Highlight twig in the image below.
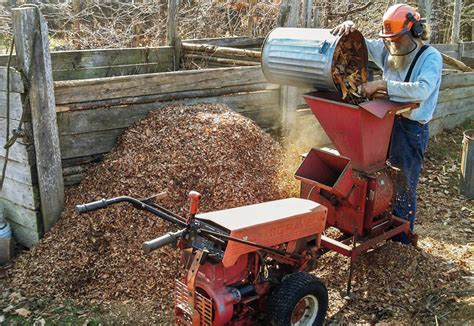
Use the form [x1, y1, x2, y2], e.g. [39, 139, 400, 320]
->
[327, 2, 373, 18]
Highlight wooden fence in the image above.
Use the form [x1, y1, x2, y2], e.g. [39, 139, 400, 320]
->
[0, 8, 473, 248]
[0, 47, 175, 81]
[0, 67, 42, 247]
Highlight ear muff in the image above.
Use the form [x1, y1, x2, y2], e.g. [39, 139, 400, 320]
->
[406, 12, 423, 38]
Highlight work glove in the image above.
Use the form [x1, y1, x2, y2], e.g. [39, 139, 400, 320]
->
[330, 20, 356, 36]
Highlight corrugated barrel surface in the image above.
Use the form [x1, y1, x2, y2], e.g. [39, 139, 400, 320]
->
[261, 28, 366, 91]
[262, 28, 339, 90]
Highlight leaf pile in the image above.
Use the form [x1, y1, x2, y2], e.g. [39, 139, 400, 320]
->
[9, 104, 293, 321]
[332, 33, 369, 105]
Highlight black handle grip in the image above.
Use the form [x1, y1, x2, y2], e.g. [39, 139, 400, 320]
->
[75, 199, 108, 214]
[143, 229, 185, 254]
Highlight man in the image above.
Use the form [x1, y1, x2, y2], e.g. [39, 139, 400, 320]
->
[331, 4, 443, 244]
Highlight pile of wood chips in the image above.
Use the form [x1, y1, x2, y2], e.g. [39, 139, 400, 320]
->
[10, 104, 293, 321]
[332, 33, 369, 105]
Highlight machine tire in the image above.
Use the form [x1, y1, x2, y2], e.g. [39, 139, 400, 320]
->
[266, 272, 328, 326]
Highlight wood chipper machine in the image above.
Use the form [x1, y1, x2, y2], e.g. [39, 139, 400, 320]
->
[75, 27, 421, 326]
[262, 28, 419, 293]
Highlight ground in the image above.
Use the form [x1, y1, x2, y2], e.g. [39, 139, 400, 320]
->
[0, 122, 473, 325]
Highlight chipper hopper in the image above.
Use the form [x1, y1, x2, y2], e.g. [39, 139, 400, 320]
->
[76, 193, 329, 325]
[296, 92, 418, 292]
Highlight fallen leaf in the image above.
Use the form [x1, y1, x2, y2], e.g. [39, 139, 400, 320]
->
[15, 308, 31, 317]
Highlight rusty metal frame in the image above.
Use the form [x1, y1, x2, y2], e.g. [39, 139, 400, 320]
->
[320, 216, 412, 293]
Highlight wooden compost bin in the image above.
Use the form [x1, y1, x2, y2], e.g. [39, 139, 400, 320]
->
[0, 7, 472, 248]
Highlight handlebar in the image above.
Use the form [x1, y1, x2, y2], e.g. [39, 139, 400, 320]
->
[75, 199, 109, 214]
[75, 196, 188, 228]
[143, 229, 186, 253]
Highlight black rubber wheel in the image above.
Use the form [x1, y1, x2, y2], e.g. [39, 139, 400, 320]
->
[266, 272, 328, 326]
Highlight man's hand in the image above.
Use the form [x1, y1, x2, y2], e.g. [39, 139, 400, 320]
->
[360, 80, 388, 98]
[330, 20, 356, 36]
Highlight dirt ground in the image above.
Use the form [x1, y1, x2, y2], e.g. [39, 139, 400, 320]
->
[0, 121, 473, 325]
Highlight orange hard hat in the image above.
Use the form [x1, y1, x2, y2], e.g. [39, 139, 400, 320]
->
[379, 4, 421, 39]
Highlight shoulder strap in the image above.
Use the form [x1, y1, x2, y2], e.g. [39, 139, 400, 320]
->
[404, 45, 430, 82]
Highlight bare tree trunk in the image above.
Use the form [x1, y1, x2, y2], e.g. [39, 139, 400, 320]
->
[312, 0, 321, 27]
[72, 0, 81, 49]
[451, 0, 462, 43]
[417, 0, 433, 42]
[303, 0, 312, 28]
[278, 0, 300, 27]
[430, 0, 441, 43]
[247, 0, 257, 36]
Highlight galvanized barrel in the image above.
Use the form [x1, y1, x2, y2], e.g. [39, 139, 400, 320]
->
[460, 129, 474, 199]
[261, 27, 367, 91]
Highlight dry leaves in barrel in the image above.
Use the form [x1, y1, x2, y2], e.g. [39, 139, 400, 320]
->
[332, 34, 369, 105]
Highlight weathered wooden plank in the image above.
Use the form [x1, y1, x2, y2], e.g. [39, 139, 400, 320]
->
[440, 72, 474, 89]
[0, 91, 24, 121]
[52, 47, 174, 71]
[0, 47, 175, 72]
[184, 54, 260, 66]
[56, 82, 278, 111]
[61, 154, 104, 168]
[0, 138, 32, 164]
[57, 108, 150, 136]
[182, 42, 261, 60]
[429, 109, 474, 136]
[8, 219, 40, 248]
[0, 67, 24, 93]
[64, 173, 84, 186]
[60, 128, 126, 159]
[461, 57, 474, 68]
[462, 42, 474, 55]
[0, 157, 34, 185]
[438, 86, 474, 102]
[54, 66, 268, 104]
[432, 43, 460, 53]
[0, 174, 38, 210]
[52, 62, 173, 81]
[1, 198, 40, 231]
[57, 89, 280, 137]
[434, 97, 474, 118]
[182, 37, 264, 48]
[13, 7, 64, 231]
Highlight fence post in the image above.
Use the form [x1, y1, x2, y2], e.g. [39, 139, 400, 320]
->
[12, 7, 64, 232]
[278, 0, 300, 136]
[167, 0, 181, 70]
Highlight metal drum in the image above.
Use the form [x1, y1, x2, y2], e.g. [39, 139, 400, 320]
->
[261, 28, 368, 91]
